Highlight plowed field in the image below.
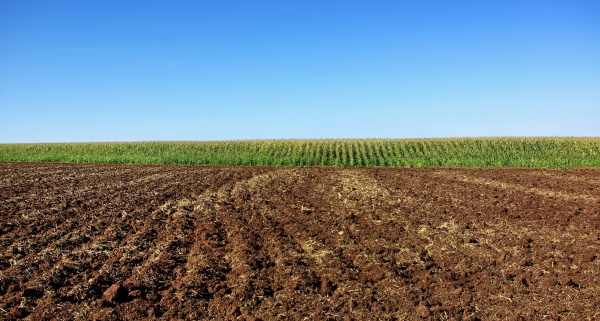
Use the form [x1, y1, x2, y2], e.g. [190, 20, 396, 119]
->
[1, 163, 599, 320]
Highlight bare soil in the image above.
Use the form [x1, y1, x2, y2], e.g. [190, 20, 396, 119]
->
[1, 163, 599, 320]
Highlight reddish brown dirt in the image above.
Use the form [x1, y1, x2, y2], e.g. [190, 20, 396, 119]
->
[1, 163, 599, 320]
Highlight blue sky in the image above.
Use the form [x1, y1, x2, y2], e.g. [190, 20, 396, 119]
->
[1, 0, 599, 143]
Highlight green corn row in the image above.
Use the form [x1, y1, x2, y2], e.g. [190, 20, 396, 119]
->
[1, 138, 599, 168]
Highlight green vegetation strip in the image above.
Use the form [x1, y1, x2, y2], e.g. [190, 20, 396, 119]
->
[1, 138, 599, 168]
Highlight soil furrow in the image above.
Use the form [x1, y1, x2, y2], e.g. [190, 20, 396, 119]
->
[432, 170, 599, 204]
[1, 164, 599, 320]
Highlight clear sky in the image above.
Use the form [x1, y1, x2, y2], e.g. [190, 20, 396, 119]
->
[1, 1, 599, 143]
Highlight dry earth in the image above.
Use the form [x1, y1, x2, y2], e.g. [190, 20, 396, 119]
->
[1, 163, 599, 320]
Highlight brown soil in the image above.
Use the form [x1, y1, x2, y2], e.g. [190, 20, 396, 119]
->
[1, 163, 599, 320]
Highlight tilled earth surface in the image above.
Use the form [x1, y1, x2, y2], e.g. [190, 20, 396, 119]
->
[1, 163, 599, 320]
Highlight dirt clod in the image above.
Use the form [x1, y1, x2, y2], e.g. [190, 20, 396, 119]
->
[103, 283, 125, 302]
[128, 289, 141, 298]
[416, 304, 430, 318]
[496, 252, 506, 264]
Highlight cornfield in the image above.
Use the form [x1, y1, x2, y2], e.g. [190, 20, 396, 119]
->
[1, 138, 599, 168]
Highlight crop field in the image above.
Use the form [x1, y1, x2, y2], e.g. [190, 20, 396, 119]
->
[1, 162, 599, 320]
[2, 138, 600, 168]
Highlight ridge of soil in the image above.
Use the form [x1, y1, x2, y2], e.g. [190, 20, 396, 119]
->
[1, 163, 599, 320]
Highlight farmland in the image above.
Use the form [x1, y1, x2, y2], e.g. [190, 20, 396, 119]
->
[1, 138, 600, 168]
[1, 162, 599, 320]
